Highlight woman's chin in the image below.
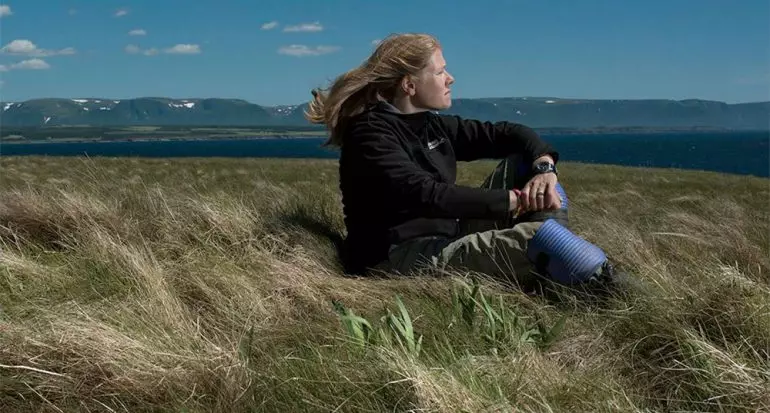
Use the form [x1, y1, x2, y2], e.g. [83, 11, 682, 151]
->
[425, 97, 452, 111]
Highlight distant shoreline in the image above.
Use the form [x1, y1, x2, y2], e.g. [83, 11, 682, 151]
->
[0, 135, 324, 145]
[2, 127, 766, 145]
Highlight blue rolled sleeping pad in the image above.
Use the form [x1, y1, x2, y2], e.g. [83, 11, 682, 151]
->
[526, 183, 608, 285]
[526, 219, 607, 285]
[554, 181, 568, 209]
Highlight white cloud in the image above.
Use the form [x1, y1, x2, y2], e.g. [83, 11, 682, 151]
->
[125, 44, 159, 56]
[278, 44, 340, 57]
[2, 58, 51, 70]
[2, 40, 37, 54]
[14, 58, 50, 70]
[283, 22, 323, 32]
[0, 39, 76, 57]
[164, 44, 201, 54]
[261, 21, 279, 30]
[126, 44, 201, 55]
[128, 29, 147, 36]
[115, 8, 128, 17]
[0, 5, 12, 17]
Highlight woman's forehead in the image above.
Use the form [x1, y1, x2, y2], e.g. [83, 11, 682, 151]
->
[426, 49, 446, 69]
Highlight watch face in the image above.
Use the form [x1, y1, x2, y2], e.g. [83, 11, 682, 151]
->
[535, 162, 555, 174]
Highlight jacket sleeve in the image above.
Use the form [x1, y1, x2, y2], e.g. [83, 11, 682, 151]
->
[436, 114, 559, 163]
[349, 116, 512, 220]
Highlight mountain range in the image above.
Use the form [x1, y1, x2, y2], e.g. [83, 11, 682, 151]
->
[1, 96, 768, 130]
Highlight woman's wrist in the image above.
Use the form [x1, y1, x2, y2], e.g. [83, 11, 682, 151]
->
[509, 189, 521, 212]
[533, 154, 555, 166]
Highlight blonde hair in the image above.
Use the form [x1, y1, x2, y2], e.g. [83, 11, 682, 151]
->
[304, 33, 441, 147]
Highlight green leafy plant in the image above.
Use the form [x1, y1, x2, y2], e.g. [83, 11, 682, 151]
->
[332, 299, 375, 349]
[332, 295, 423, 357]
[451, 278, 567, 352]
[452, 277, 481, 328]
[381, 294, 423, 357]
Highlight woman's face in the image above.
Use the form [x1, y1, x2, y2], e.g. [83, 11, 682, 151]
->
[409, 48, 455, 111]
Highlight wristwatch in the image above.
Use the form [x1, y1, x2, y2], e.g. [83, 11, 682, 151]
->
[533, 161, 558, 176]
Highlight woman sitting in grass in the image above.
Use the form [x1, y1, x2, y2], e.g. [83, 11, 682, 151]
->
[306, 33, 621, 293]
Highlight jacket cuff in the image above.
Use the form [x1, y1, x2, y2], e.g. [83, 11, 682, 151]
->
[487, 188, 513, 217]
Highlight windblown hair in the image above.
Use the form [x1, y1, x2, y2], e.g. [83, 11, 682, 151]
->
[304, 33, 441, 147]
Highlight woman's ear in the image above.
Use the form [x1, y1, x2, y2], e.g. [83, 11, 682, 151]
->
[401, 75, 416, 96]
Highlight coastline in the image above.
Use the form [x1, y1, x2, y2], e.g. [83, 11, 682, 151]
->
[0, 134, 325, 145]
[2, 127, 765, 145]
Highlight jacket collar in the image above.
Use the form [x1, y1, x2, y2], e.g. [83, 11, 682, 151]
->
[370, 101, 437, 130]
[366, 101, 444, 144]
[379, 101, 404, 114]
[371, 100, 439, 116]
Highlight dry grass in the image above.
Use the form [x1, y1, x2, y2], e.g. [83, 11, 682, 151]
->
[1, 155, 768, 412]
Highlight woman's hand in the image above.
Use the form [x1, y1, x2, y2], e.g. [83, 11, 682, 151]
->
[520, 172, 561, 211]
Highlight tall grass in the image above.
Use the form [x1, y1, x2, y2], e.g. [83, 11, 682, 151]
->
[1, 155, 768, 412]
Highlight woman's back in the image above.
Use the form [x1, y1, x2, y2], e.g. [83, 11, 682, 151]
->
[337, 102, 463, 273]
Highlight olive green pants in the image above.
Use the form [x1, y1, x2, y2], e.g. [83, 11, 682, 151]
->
[375, 156, 568, 288]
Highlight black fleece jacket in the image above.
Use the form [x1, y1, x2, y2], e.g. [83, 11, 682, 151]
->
[338, 102, 559, 274]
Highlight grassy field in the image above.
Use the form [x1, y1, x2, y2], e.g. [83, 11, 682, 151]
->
[1, 155, 768, 412]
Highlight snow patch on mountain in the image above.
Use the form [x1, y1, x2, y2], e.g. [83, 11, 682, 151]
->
[169, 102, 196, 109]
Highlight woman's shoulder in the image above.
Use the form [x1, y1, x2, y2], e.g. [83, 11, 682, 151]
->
[342, 108, 403, 143]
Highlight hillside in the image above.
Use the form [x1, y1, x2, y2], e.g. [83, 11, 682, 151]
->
[1, 156, 768, 412]
[1, 96, 768, 129]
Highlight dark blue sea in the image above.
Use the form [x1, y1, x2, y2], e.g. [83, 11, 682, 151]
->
[1, 131, 768, 178]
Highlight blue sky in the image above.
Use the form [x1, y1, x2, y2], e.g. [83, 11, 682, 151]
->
[0, 0, 768, 105]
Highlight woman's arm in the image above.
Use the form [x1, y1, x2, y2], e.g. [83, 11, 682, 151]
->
[436, 114, 559, 165]
[348, 115, 519, 219]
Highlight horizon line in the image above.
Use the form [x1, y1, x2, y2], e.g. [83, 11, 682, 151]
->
[2, 95, 768, 106]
